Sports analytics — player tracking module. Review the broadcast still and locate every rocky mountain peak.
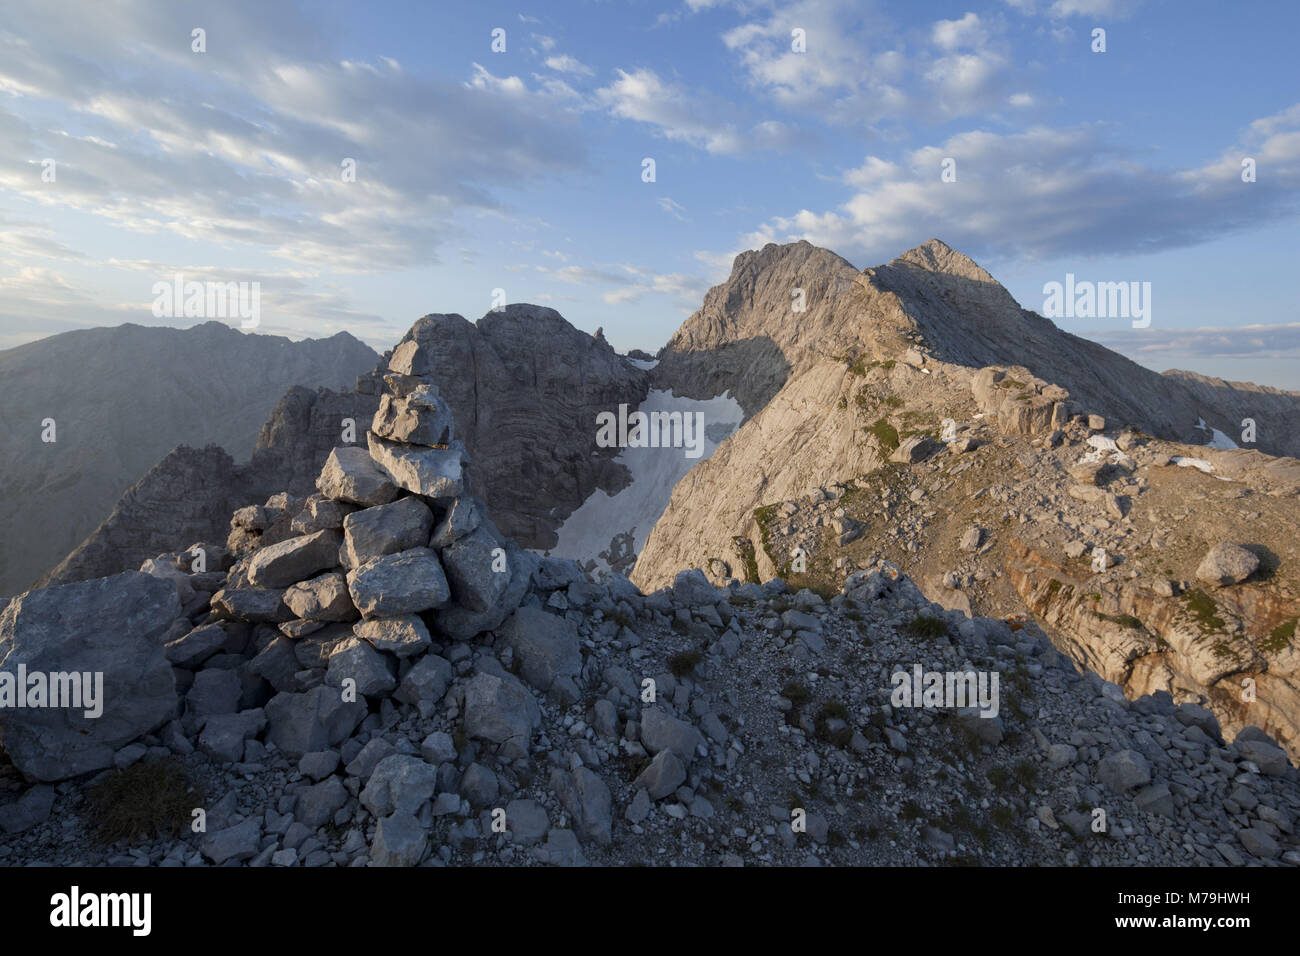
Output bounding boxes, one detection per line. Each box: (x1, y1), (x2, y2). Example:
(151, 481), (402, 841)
(889, 237), (998, 284)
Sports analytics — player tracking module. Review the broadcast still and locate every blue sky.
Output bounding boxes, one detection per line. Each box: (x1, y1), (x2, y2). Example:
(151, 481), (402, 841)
(1, 0), (1298, 387)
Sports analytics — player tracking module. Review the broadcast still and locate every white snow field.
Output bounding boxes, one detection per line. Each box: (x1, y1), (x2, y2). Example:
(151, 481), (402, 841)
(545, 388), (743, 577)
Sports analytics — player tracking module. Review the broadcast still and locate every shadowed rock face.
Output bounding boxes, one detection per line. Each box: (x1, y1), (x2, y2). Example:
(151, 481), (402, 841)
(0, 322), (380, 597)
(388, 306), (650, 549)
(37, 378), (386, 590)
(36, 304), (649, 590)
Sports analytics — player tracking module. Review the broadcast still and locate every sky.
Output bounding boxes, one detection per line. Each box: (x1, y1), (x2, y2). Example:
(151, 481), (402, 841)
(1, 0), (1297, 387)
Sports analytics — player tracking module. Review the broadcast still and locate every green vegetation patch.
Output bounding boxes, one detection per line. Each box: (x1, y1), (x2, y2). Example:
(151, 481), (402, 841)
(867, 418), (900, 452)
(1262, 617), (1298, 654)
(1182, 588), (1226, 635)
(1095, 612), (1145, 630)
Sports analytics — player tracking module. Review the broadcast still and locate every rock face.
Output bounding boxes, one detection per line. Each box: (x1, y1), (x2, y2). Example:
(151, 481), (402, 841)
(0, 572), (181, 780)
(633, 238), (1300, 592)
(0, 322), (379, 598)
(385, 307), (649, 548)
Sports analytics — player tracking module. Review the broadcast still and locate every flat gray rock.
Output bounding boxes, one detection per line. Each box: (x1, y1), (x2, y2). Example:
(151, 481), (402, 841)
(346, 547), (450, 619)
(247, 530), (342, 589)
(367, 432), (466, 500)
(0, 572), (179, 781)
(340, 497), (435, 570)
(317, 446), (399, 507)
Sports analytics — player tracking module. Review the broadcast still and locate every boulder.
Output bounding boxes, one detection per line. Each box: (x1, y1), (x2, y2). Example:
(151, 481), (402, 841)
(633, 749), (686, 800)
(462, 671), (540, 760)
(671, 569), (720, 608)
(500, 606), (582, 696)
(1096, 749), (1152, 792)
(247, 530), (343, 589)
(370, 386), (454, 446)
(339, 497), (436, 569)
(163, 622), (229, 668)
(439, 526), (513, 612)
(211, 587), (293, 623)
(432, 542), (535, 641)
(640, 707), (704, 760)
(371, 811), (428, 866)
(367, 432), (467, 500)
(394, 654), (453, 716)
(891, 434), (940, 464)
(324, 637), (397, 698)
(289, 494), (356, 535)
(297, 775), (348, 828)
(360, 754), (439, 817)
(554, 767), (613, 846)
(428, 496), (484, 549)
(316, 446), (399, 507)
(1196, 542), (1260, 587)
(198, 708), (267, 763)
(346, 547), (450, 619)
(283, 572), (357, 622)
(264, 685), (366, 758)
(0, 572), (180, 781)
(353, 615), (432, 658)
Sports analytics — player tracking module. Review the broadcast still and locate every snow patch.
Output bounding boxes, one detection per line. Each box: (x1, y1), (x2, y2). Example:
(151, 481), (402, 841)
(1078, 434), (1123, 466)
(626, 358), (659, 371)
(1171, 456), (1215, 474)
(546, 388), (743, 577)
(1194, 417), (1239, 450)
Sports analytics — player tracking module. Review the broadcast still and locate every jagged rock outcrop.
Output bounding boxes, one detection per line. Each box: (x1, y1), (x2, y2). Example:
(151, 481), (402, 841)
(387, 306), (649, 548)
(0, 321), (379, 598)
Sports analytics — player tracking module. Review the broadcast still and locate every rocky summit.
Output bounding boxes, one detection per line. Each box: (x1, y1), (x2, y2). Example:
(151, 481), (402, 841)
(0, 240), (1297, 870)
(1, 276), (1297, 871)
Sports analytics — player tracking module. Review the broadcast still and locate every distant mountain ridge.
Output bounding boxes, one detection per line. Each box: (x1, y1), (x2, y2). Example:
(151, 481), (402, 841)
(0, 321), (379, 597)
(32, 306), (649, 591)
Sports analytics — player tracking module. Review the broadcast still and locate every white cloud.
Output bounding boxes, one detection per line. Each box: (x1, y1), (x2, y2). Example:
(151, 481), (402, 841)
(1049, 0), (1142, 17)
(657, 197), (689, 221)
(932, 13), (990, 51)
(740, 104), (1300, 264)
(0, 0), (587, 279)
(545, 54), (594, 76)
(1084, 323), (1300, 362)
(1003, 0), (1144, 18)
(597, 68), (796, 154)
(717, 0), (1019, 123)
(602, 268), (709, 311)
